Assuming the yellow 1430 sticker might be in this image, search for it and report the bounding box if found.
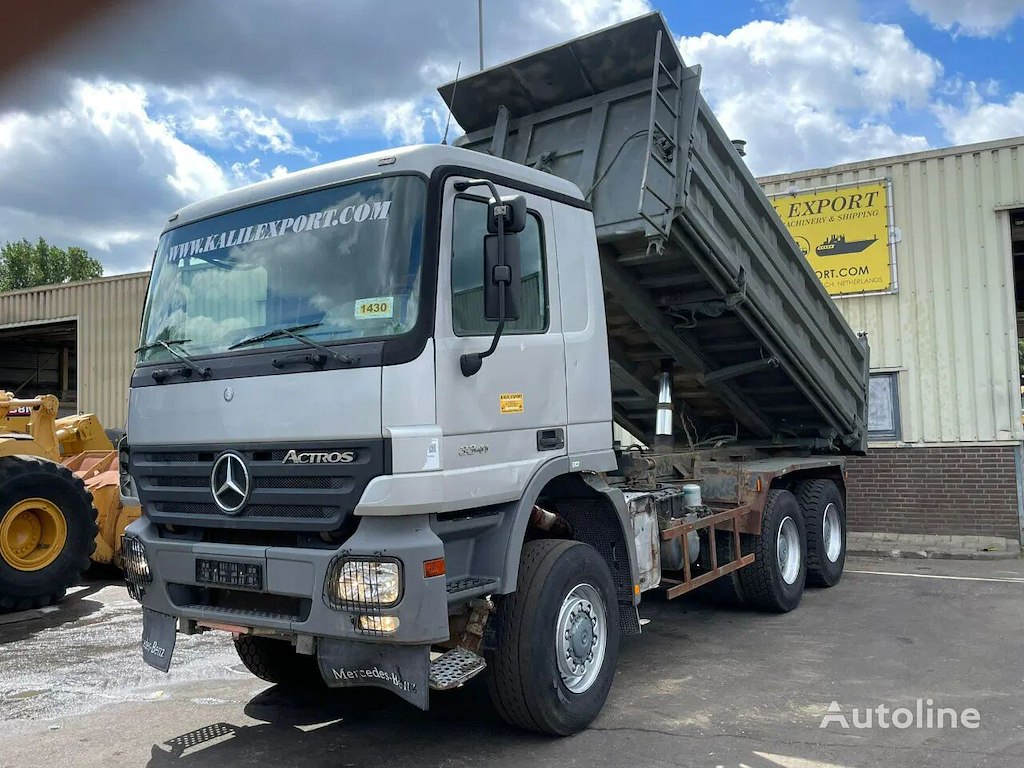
[354,296,394,319]
[500,393,524,414]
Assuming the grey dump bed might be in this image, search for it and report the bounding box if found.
[440,12,869,454]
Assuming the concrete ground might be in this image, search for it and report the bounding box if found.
[1,557,1022,768]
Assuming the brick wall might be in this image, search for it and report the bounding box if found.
[845,446,1021,539]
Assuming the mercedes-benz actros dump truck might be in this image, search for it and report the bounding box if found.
[121,13,868,735]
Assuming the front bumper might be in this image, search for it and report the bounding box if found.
[125,514,450,646]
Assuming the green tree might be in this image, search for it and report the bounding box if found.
[0,238,103,291]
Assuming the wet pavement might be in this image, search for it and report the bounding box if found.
[1,556,1022,768]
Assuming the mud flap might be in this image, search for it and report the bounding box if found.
[141,608,177,672]
[317,638,430,710]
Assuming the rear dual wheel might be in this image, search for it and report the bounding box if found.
[796,479,846,587]
[738,489,807,612]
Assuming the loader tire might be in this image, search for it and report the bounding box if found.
[795,479,846,587]
[0,456,98,613]
[234,635,324,688]
[737,489,806,613]
[487,539,620,735]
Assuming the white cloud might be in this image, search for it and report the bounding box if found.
[231,108,315,160]
[381,102,432,146]
[160,92,318,162]
[537,0,651,34]
[907,0,1024,36]
[0,0,659,273]
[678,14,939,174]
[229,158,293,185]
[934,87,1024,144]
[25,0,652,125]
[0,79,229,272]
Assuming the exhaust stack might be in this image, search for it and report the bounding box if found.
[655,361,674,451]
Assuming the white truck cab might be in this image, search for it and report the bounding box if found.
[122,13,867,735]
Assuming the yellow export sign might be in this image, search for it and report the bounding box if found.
[769,180,894,296]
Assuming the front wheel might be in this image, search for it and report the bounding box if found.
[234,635,323,688]
[487,539,620,735]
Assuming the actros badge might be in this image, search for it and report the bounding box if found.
[282,449,356,465]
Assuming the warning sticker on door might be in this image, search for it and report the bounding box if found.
[422,437,440,471]
[354,296,394,319]
[499,393,524,414]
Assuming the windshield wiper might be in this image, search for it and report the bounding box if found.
[229,322,322,349]
[135,339,212,380]
[229,323,355,366]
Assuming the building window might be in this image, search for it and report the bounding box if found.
[868,372,900,440]
[451,195,548,336]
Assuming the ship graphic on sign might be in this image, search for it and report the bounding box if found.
[815,233,878,256]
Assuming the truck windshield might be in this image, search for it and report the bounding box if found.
[138,174,426,364]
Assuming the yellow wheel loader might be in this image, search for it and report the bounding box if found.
[0,392,141,612]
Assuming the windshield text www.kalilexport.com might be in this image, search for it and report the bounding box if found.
[167,199,392,263]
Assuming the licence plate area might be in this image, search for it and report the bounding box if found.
[196,558,263,590]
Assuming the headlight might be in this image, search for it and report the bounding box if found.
[325,558,402,609]
[358,615,400,634]
[121,535,151,601]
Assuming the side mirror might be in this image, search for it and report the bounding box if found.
[487,195,527,234]
[454,181,528,377]
[483,232,521,322]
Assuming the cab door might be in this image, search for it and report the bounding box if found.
[434,176,567,510]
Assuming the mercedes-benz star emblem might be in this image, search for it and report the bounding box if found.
[210,451,250,514]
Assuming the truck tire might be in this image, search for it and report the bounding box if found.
[233,635,324,687]
[795,479,846,587]
[737,489,806,613]
[695,530,747,608]
[487,539,620,735]
[0,456,98,613]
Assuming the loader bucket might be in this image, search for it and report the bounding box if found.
[62,450,141,566]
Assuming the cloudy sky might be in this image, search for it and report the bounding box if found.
[1,0,1022,274]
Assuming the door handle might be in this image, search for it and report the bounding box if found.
[536,428,565,451]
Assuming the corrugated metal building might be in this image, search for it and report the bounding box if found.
[0,272,149,429]
[761,136,1024,541]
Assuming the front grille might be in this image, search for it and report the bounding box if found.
[157,502,335,519]
[146,452,202,463]
[256,475,349,491]
[131,440,387,532]
[151,475,208,488]
[149,474,349,491]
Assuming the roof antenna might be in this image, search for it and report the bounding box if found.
[441,61,461,146]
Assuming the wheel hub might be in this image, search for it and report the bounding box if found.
[555,583,607,694]
[823,503,842,562]
[1,498,68,572]
[776,515,802,585]
[568,612,594,660]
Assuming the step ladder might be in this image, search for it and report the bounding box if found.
[638,29,702,245]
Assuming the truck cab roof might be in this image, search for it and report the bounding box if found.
[162,144,587,233]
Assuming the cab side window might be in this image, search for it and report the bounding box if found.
[451,196,547,336]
